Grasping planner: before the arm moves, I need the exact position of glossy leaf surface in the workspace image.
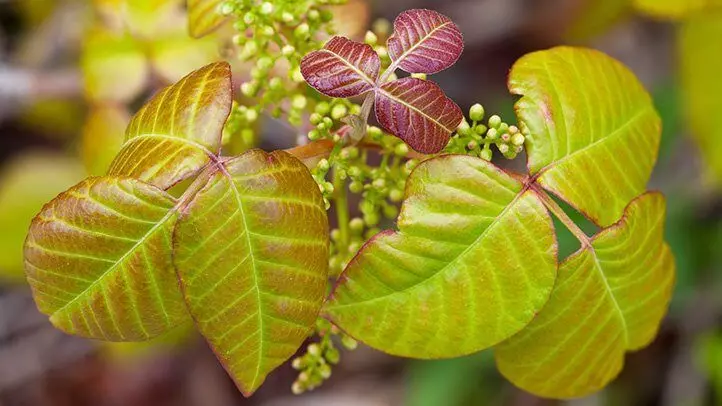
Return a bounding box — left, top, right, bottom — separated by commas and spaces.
375, 77, 463, 154
495, 193, 675, 398
326, 155, 557, 358
301, 36, 381, 98
24, 177, 187, 341
108, 62, 232, 190
174, 150, 329, 395
187, 0, 227, 38
679, 12, 722, 188
387, 9, 463, 74
512, 46, 661, 227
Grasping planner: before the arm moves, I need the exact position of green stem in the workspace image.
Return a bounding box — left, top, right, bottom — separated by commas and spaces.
334, 168, 350, 248
532, 185, 591, 248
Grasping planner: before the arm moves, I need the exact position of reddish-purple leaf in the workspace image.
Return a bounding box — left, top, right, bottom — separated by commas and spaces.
374, 77, 463, 154
300, 36, 380, 98
387, 9, 463, 74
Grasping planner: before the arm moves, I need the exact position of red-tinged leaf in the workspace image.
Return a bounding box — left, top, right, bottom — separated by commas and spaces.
387, 9, 463, 74
300, 36, 380, 98
374, 77, 463, 154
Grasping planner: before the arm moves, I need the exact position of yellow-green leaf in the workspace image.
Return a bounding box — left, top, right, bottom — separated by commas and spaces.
325, 155, 557, 358
174, 150, 329, 395
0, 152, 85, 283
187, 0, 228, 38
81, 104, 130, 176
512, 46, 661, 227
81, 27, 148, 103
24, 177, 188, 341
108, 62, 232, 190
679, 12, 722, 187
634, 0, 722, 19
149, 32, 219, 83
495, 192, 675, 398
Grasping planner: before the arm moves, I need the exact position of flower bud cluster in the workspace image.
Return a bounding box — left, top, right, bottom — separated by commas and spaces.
445, 103, 529, 161
291, 318, 358, 394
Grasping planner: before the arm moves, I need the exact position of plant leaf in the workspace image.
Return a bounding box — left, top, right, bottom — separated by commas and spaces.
387, 9, 463, 74
495, 192, 675, 398
24, 177, 188, 341
81, 27, 148, 103
0, 152, 85, 283
679, 12, 722, 188
634, 0, 722, 19
187, 0, 228, 38
301, 36, 380, 98
512, 46, 661, 227
375, 77, 463, 154
108, 62, 232, 190
325, 155, 557, 358
174, 150, 329, 396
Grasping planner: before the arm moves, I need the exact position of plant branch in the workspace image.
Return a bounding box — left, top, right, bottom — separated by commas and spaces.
334, 168, 350, 248
531, 185, 591, 248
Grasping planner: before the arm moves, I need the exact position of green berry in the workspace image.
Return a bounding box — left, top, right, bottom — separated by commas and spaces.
480, 148, 492, 161
349, 218, 364, 233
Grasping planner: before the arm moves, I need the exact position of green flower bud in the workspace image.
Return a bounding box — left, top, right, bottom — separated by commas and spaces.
341, 335, 358, 350
488, 114, 502, 129
467, 140, 478, 150
347, 166, 362, 178
320, 9, 334, 22
262, 25, 275, 37
508, 125, 519, 134
341, 147, 359, 159
245, 108, 258, 122
294, 23, 310, 39
498, 143, 509, 154
319, 364, 332, 379
241, 129, 254, 146
389, 188, 403, 202
512, 133, 525, 146
364, 212, 379, 226
411, 73, 427, 80
372, 178, 386, 189
281, 12, 294, 23
349, 218, 364, 233
256, 56, 273, 72
331, 104, 348, 120
501, 133, 511, 143
457, 119, 471, 135
241, 40, 258, 59
292, 381, 305, 395
308, 9, 321, 21
498, 123, 509, 134
269, 77, 282, 90
480, 148, 493, 161
308, 343, 321, 356
365, 227, 381, 239
310, 113, 323, 125
324, 346, 340, 364
373, 18, 391, 36
367, 126, 383, 140
291, 67, 304, 83
243, 12, 256, 25
323, 181, 334, 194
474, 124, 487, 135
292, 95, 307, 110
514, 145, 524, 154
486, 128, 498, 140
316, 102, 330, 115
292, 357, 304, 370
259, 2, 273, 15
349, 181, 364, 193
219, 2, 234, 16
394, 143, 409, 156
376, 46, 388, 59
317, 158, 330, 172
282, 44, 295, 57
469, 103, 485, 122
308, 130, 321, 141
383, 204, 398, 219
364, 30, 378, 46
240, 81, 258, 97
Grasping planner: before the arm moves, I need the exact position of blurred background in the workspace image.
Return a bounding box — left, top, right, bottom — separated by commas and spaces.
1, 0, 722, 405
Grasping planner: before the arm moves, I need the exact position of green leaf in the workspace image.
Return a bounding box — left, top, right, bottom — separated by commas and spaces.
634, 0, 722, 19
81, 27, 148, 103
512, 46, 661, 227
495, 192, 675, 399
0, 152, 85, 282
187, 0, 228, 38
679, 12, 722, 188
325, 155, 557, 358
108, 62, 232, 190
174, 150, 329, 396
24, 176, 188, 341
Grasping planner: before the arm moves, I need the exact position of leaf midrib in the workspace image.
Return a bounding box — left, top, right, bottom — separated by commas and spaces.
320, 48, 377, 87
390, 21, 452, 69
328, 185, 526, 309
376, 87, 452, 132
219, 164, 265, 392
49, 199, 177, 333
